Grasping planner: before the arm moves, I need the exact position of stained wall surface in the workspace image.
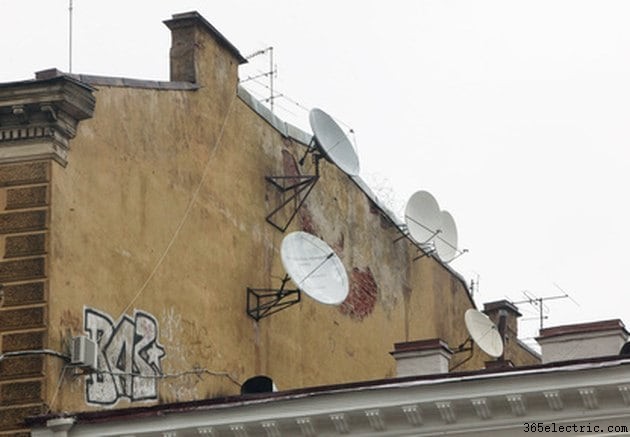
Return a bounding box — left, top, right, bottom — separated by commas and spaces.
0, 12, 539, 426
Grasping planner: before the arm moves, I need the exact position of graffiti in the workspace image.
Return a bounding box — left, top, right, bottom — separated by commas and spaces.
84, 307, 165, 405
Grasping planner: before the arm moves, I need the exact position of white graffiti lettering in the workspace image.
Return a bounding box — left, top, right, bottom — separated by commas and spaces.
84, 307, 165, 405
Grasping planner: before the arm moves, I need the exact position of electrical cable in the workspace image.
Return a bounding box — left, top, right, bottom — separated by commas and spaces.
118, 91, 238, 318
0, 349, 69, 362
47, 364, 70, 414
92, 367, 241, 387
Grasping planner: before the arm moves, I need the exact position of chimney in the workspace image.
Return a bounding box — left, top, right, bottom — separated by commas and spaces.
483, 300, 521, 357
390, 339, 453, 377
163, 11, 246, 85
536, 319, 629, 364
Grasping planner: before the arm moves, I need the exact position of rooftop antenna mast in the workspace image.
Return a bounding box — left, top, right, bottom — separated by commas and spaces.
68, 0, 73, 73
242, 47, 278, 112
511, 284, 578, 331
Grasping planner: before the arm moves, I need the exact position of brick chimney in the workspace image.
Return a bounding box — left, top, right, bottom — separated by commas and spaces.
536, 319, 629, 363
163, 11, 246, 86
390, 339, 453, 376
483, 300, 521, 358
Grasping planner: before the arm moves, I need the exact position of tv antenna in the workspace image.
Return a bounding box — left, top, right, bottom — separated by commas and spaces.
68, 0, 74, 73
247, 231, 349, 321
241, 47, 279, 112
264, 108, 360, 232
511, 284, 578, 330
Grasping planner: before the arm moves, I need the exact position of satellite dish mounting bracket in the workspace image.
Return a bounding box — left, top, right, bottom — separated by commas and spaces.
449, 336, 474, 371
247, 274, 301, 321
298, 137, 318, 166
264, 156, 320, 232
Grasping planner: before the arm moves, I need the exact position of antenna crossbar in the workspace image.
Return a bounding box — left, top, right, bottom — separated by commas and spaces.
511, 288, 576, 330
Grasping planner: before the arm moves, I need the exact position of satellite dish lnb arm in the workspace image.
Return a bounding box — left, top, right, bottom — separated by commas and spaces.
299, 138, 317, 166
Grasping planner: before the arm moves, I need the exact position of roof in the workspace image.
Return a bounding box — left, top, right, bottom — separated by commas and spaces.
27, 355, 630, 435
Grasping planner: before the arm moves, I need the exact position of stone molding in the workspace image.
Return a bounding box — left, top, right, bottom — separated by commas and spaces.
0, 75, 95, 166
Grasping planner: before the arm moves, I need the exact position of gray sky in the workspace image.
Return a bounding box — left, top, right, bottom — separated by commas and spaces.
4, 1, 630, 346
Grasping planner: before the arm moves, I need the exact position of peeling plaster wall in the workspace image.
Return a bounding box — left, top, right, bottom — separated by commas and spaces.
41, 16, 538, 413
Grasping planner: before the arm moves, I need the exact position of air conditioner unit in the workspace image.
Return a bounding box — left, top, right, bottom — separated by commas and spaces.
71, 336, 98, 370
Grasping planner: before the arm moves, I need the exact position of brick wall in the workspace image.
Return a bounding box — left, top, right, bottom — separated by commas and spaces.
0, 161, 49, 434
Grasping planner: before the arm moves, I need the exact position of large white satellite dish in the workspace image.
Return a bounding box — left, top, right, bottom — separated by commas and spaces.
404, 191, 441, 244
281, 231, 349, 305
309, 108, 360, 176
464, 309, 504, 358
435, 210, 458, 261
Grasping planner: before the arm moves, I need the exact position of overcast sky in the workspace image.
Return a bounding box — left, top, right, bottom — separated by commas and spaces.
3, 1, 630, 346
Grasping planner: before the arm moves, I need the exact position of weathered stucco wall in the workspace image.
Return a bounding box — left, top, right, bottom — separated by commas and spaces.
32, 12, 538, 415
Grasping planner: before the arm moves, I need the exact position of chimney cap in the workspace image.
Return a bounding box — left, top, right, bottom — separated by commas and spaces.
163, 11, 247, 64
537, 319, 629, 340
483, 300, 521, 316
391, 338, 453, 355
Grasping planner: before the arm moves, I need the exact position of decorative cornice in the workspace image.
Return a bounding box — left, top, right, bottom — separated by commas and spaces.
296, 418, 315, 436
402, 404, 423, 427
543, 390, 564, 411
471, 398, 491, 420
365, 409, 386, 431
330, 413, 350, 434
0, 75, 95, 166
28, 358, 630, 436
506, 393, 527, 416
435, 401, 456, 424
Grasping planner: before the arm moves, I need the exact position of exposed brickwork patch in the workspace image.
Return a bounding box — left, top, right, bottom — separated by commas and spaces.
282, 149, 301, 183
368, 200, 392, 229
2, 331, 44, 352
0, 211, 47, 234
5, 233, 46, 258
339, 267, 378, 320
299, 206, 317, 235
0, 381, 42, 405
0, 162, 48, 188
0, 258, 45, 283
0, 405, 44, 431
1, 282, 45, 307
0, 356, 43, 381
0, 307, 44, 330
5, 186, 48, 210
332, 232, 345, 255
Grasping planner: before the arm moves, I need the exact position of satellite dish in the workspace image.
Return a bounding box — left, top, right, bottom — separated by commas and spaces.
309, 108, 360, 176
435, 210, 458, 261
404, 191, 441, 244
281, 231, 349, 305
464, 309, 504, 358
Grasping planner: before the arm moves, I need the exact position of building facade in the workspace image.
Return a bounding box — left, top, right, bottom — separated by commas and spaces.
0, 12, 539, 435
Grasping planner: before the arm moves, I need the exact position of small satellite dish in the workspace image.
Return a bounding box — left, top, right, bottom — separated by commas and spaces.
464, 309, 504, 358
281, 231, 349, 305
404, 191, 441, 244
309, 108, 360, 176
435, 210, 458, 261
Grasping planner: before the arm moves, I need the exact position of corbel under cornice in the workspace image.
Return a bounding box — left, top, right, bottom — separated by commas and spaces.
0, 75, 95, 166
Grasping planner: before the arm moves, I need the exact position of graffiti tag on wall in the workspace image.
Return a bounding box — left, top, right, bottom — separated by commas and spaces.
84, 307, 165, 405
